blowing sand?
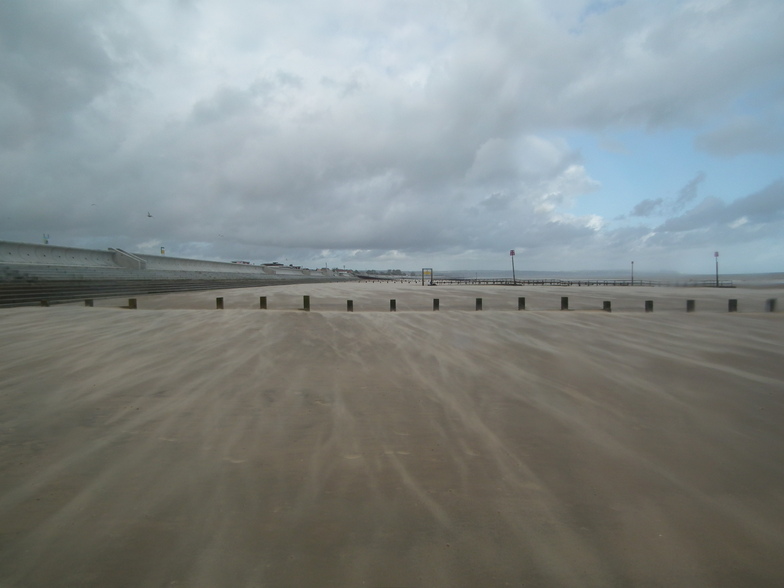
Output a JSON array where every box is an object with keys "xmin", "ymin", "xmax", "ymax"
[{"xmin": 1, "ymin": 282, "xmax": 783, "ymax": 587}]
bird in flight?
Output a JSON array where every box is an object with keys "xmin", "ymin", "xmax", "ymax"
[{"xmin": 147, "ymin": 212, "xmax": 153, "ymax": 218}]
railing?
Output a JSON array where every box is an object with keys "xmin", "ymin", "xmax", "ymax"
[{"xmin": 427, "ymin": 278, "xmax": 735, "ymax": 287}]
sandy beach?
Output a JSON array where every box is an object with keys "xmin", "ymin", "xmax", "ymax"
[{"xmin": 1, "ymin": 282, "xmax": 783, "ymax": 587}]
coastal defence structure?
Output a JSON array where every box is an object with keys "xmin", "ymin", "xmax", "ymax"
[
  {"xmin": 0, "ymin": 240, "xmax": 353, "ymax": 307},
  {"xmin": 0, "ymin": 240, "xmax": 329, "ymax": 275}
]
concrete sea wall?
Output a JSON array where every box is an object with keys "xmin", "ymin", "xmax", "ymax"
[
  {"xmin": 0, "ymin": 240, "xmax": 332, "ymax": 277},
  {"xmin": 1, "ymin": 241, "xmax": 117, "ymax": 268}
]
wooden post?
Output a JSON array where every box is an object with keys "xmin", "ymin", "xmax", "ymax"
[
  {"xmin": 561, "ymin": 296, "xmax": 568, "ymax": 310},
  {"xmin": 128, "ymin": 298, "xmax": 137, "ymax": 309},
  {"xmin": 765, "ymin": 298, "xmax": 777, "ymax": 312},
  {"xmin": 390, "ymin": 299, "xmax": 396, "ymax": 312},
  {"xmin": 518, "ymin": 297, "xmax": 526, "ymax": 310},
  {"xmin": 475, "ymin": 298, "xmax": 482, "ymax": 311},
  {"xmin": 686, "ymin": 300, "xmax": 695, "ymax": 313},
  {"xmin": 84, "ymin": 299, "xmax": 93, "ymax": 307},
  {"xmin": 433, "ymin": 298, "xmax": 440, "ymax": 311},
  {"xmin": 728, "ymin": 299, "xmax": 738, "ymax": 312},
  {"xmin": 645, "ymin": 300, "xmax": 653, "ymax": 313},
  {"xmin": 259, "ymin": 296, "xmax": 267, "ymax": 309},
  {"xmin": 347, "ymin": 300, "xmax": 353, "ymax": 312},
  {"xmin": 603, "ymin": 301, "xmax": 611, "ymax": 312},
  {"xmin": 216, "ymin": 297, "xmax": 224, "ymax": 309},
  {"xmin": 303, "ymin": 295, "xmax": 310, "ymax": 311}
]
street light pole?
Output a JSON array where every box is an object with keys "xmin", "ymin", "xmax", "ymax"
[
  {"xmin": 715, "ymin": 251, "xmax": 719, "ymax": 287},
  {"xmin": 510, "ymin": 250, "xmax": 516, "ymax": 285}
]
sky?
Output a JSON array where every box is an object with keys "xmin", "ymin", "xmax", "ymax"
[{"xmin": 1, "ymin": 0, "xmax": 783, "ymax": 274}]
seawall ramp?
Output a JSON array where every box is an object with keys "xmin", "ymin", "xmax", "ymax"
[{"xmin": 137, "ymin": 253, "xmax": 278, "ymax": 274}]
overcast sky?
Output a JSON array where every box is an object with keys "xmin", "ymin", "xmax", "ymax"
[{"xmin": 2, "ymin": 0, "xmax": 783, "ymax": 273}]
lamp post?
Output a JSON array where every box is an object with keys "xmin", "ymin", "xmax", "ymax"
[
  {"xmin": 631, "ymin": 261, "xmax": 634, "ymax": 286},
  {"xmin": 714, "ymin": 251, "xmax": 719, "ymax": 287},
  {"xmin": 510, "ymin": 250, "xmax": 516, "ymax": 285}
]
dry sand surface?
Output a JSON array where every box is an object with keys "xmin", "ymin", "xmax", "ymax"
[{"xmin": 1, "ymin": 282, "xmax": 783, "ymax": 587}]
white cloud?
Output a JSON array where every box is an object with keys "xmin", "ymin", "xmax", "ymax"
[{"xmin": 0, "ymin": 0, "xmax": 782, "ymax": 272}]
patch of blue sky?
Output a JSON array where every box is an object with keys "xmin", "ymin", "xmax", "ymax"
[
  {"xmin": 580, "ymin": 0, "xmax": 627, "ymax": 21},
  {"xmin": 562, "ymin": 128, "xmax": 784, "ymax": 227},
  {"xmin": 566, "ymin": 0, "xmax": 628, "ymax": 35}
]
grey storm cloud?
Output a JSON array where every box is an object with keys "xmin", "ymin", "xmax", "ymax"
[
  {"xmin": 630, "ymin": 171, "xmax": 704, "ymax": 218},
  {"xmin": 1, "ymin": 0, "xmax": 783, "ymax": 271},
  {"xmin": 657, "ymin": 179, "xmax": 784, "ymax": 234},
  {"xmin": 695, "ymin": 115, "xmax": 784, "ymax": 157},
  {"xmin": 631, "ymin": 198, "xmax": 664, "ymax": 218},
  {"xmin": 674, "ymin": 171, "xmax": 705, "ymax": 211}
]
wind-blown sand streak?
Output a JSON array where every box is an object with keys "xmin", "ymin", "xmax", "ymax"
[{"xmin": 1, "ymin": 283, "xmax": 783, "ymax": 587}]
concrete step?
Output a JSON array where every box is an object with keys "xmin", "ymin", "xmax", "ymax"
[{"xmin": 0, "ymin": 277, "xmax": 342, "ymax": 307}]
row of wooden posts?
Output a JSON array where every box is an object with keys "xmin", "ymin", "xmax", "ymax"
[{"xmin": 60, "ymin": 295, "xmax": 779, "ymax": 312}]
